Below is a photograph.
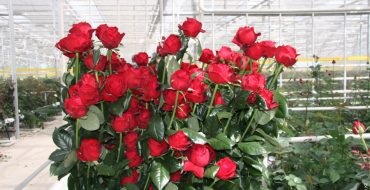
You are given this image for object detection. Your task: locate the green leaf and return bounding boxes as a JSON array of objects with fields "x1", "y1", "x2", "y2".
[
  {"x1": 208, "y1": 133, "x2": 233, "y2": 150},
  {"x1": 93, "y1": 49, "x2": 101, "y2": 65},
  {"x1": 255, "y1": 128, "x2": 281, "y2": 148},
  {"x1": 187, "y1": 116, "x2": 200, "y2": 131},
  {"x1": 150, "y1": 161, "x2": 170, "y2": 190},
  {"x1": 107, "y1": 96, "x2": 127, "y2": 116},
  {"x1": 52, "y1": 128, "x2": 72, "y2": 150},
  {"x1": 181, "y1": 128, "x2": 207, "y2": 144},
  {"x1": 148, "y1": 114, "x2": 165, "y2": 141},
  {"x1": 164, "y1": 182, "x2": 178, "y2": 190},
  {"x1": 167, "y1": 56, "x2": 180, "y2": 85},
  {"x1": 96, "y1": 164, "x2": 115, "y2": 176},
  {"x1": 230, "y1": 90, "x2": 250, "y2": 110},
  {"x1": 254, "y1": 109, "x2": 276, "y2": 125},
  {"x1": 49, "y1": 149, "x2": 68, "y2": 162},
  {"x1": 88, "y1": 105, "x2": 104, "y2": 124},
  {"x1": 238, "y1": 142, "x2": 267, "y2": 155},
  {"x1": 216, "y1": 112, "x2": 232, "y2": 120},
  {"x1": 274, "y1": 91, "x2": 288, "y2": 118},
  {"x1": 204, "y1": 165, "x2": 219, "y2": 179},
  {"x1": 157, "y1": 58, "x2": 167, "y2": 85},
  {"x1": 125, "y1": 183, "x2": 140, "y2": 190},
  {"x1": 196, "y1": 38, "x2": 202, "y2": 59},
  {"x1": 62, "y1": 72, "x2": 74, "y2": 87},
  {"x1": 341, "y1": 182, "x2": 360, "y2": 190},
  {"x1": 51, "y1": 151, "x2": 77, "y2": 176},
  {"x1": 204, "y1": 187, "x2": 214, "y2": 190},
  {"x1": 79, "y1": 111, "x2": 100, "y2": 131},
  {"x1": 329, "y1": 169, "x2": 340, "y2": 183}
]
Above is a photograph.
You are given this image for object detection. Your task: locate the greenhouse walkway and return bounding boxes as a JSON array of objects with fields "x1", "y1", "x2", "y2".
[{"x1": 0, "y1": 115, "x2": 64, "y2": 190}]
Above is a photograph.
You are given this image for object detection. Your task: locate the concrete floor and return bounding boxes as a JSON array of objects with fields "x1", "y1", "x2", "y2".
[{"x1": 0, "y1": 115, "x2": 65, "y2": 190}]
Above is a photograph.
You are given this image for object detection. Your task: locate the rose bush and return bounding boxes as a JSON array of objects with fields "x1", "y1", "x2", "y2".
[{"x1": 50, "y1": 18, "x2": 297, "y2": 190}]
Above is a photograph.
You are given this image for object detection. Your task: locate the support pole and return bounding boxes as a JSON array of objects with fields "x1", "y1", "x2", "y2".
[{"x1": 8, "y1": 0, "x2": 20, "y2": 139}]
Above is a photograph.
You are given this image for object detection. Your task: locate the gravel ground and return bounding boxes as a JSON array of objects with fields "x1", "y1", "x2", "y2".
[{"x1": 0, "y1": 115, "x2": 65, "y2": 190}]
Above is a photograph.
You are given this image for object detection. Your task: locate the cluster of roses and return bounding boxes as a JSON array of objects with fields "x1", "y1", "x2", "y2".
[{"x1": 55, "y1": 16, "x2": 299, "y2": 189}]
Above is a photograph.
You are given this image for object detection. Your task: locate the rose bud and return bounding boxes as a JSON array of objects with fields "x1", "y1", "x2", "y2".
[
  {"x1": 168, "y1": 130, "x2": 192, "y2": 151},
  {"x1": 112, "y1": 111, "x2": 137, "y2": 133},
  {"x1": 247, "y1": 92, "x2": 257, "y2": 105},
  {"x1": 69, "y1": 22, "x2": 95, "y2": 38},
  {"x1": 215, "y1": 157, "x2": 237, "y2": 180},
  {"x1": 136, "y1": 109, "x2": 151, "y2": 129},
  {"x1": 258, "y1": 88, "x2": 279, "y2": 110},
  {"x1": 353, "y1": 120, "x2": 366, "y2": 135},
  {"x1": 157, "y1": 34, "x2": 182, "y2": 56},
  {"x1": 260, "y1": 40, "x2": 276, "y2": 58},
  {"x1": 170, "y1": 70, "x2": 191, "y2": 91},
  {"x1": 123, "y1": 131, "x2": 139, "y2": 150},
  {"x1": 55, "y1": 33, "x2": 92, "y2": 58},
  {"x1": 245, "y1": 43, "x2": 263, "y2": 60},
  {"x1": 163, "y1": 89, "x2": 185, "y2": 106},
  {"x1": 77, "y1": 138, "x2": 101, "y2": 162},
  {"x1": 178, "y1": 18, "x2": 205, "y2": 38},
  {"x1": 96, "y1": 24, "x2": 125, "y2": 49},
  {"x1": 187, "y1": 144, "x2": 211, "y2": 167},
  {"x1": 217, "y1": 46, "x2": 233, "y2": 62},
  {"x1": 121, "y1": 170, "x2": 139, "y2": 187},
  {"x1": 176, "y1": 103, "x2": 192, "y2": 119},
  {"x1": 77, "y1": 73, "x2": 101, "y2": 106},
  {"x1": 207, "y1": 63, "x2": 235, "y2": 84},
  {"x1": 104, "y1": 143, "x2": 116, "y2": 150},
  {"x1": 83, "y1": 53, "x2": 107, "y2": 72},
  {"x1": 148, "y1": 138, "x2": 169, "y2": 157},
  {"x1": 64, "y1": 96, "x2": 88, "y2": 118},
  {"x1": 275, "y1": 45, "x2": 299, "y2": 67},
  {"x1": 232, "y1": 26, "x2": 260, "y2": 48},
  {"x1": 213, "y1": 92, "x2": 225, "y2": 106},
  {"x1": 241, "y1": 72, "x2": 266, "y2": 92},
  {"x1": 133, "y1": 52, "x2": 149, "y2": 66},
  {"x1": 102, "y1": 74, "x2": 127, "y2": 102},
  {"x1": 199, "y1": 48, "x2": 215, "y2": 63},
  {"x1": 183, "y1": 161, "x2": 204, "y2": 178},
  {"x1": 170, "y1": 170, "x2": 182, "y2": 182}
]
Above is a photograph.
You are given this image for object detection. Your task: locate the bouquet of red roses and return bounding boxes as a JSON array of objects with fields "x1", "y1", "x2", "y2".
[{"x1": 50, "y1": 18, "x2": 298, "y2": 190}]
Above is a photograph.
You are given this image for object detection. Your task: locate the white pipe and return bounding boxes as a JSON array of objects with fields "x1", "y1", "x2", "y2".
[
  {"x1": 283, "y1": 134, "x2": 370, "y2": 143},
  {"x1": 289, "y1": 105, "x2": 370, "y2": 111}
]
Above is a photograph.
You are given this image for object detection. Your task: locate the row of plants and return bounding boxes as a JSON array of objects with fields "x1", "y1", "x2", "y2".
[{"x1": 0, "y1": 77, "x2": 61, "y2": 129}]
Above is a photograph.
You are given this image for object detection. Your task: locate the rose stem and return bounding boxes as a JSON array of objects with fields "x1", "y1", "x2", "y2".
[
  {"x1": 116, "y1": 133, "x2": 123, "y2": 163},
  {"x1": 75, "y1": 52, "x2": 79, "y2": 81},
  {"x1": 258, "y1": 57, "x2": 267, "y2": 73},
  {"x1": 223, "y1": 111, "x2": 233, "y2": 134},
  {"x1": 86, "y1": 164, "x2": 91, "y2": 189},
  {"x1": 206, "y1": 84, "x2": 219, "y2": 117},
  {"x1": 268, "y1": 64, "x2": 283, "y2": 90},
  {"x1": 168, "y1": 91, "x2": 180, "y2": 130},
  {"x1": 94, "y1": 71, "x2": 99, "y2": 83},
  {"x1": 108, "y1": 49, "x2": 113, "y2": 74},
  {"x1": 240, "y1": 109, "x2": 256, "y2": 141}
]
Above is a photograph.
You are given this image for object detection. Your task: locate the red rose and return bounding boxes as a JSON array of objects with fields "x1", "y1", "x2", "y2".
[
  {"x1": 136, "y1": 109, "x2": 151, "y2": 129},
  {"x1": 121, "y1": 170, "x2": 139, "y2": 187},
  {"x1": 133, "y1": 52, "x2": 149, "y2": 66},
  {"x1": 187, "y1": 144, "x2": 211, "y2": 167},
  {"x1": 83, "y1": 53, "x2": 107, "y2": 72},
  {"x1": 245, "y1": 43, "x2": 263, "y2": 60},
  {"x1": 140, "y1": 77, "x2": 161, "y2": 101},
  {"x1": 96, "y1": 24, "x2": 125, "y2": 49},
  {"x1": 168, "y1": 130, "x2": 192, "y2": 151},
  {"x1": 176, "y1": 103, "x2": 192, "y2": 119},
  {"x1": 180, "y1": 62, "x2": 202, "y2": 74},
  {"x1": 183, "y1": 161, "x2": 204, "y2": 178},
  {"x1": 171, "y1": 70, "x2": 191, "y2": 91},
  {"x1": 275, "y1": 45, "x2": 298, "y2": 67},
  {"x1": 77, "y1": 73, "x2": 101, "y2": 106},
  {"x1": 217, "y1": 46, "x2": 233, "y2": 61},
  {"x1": 112, "y1": 112, "x2": 136, "y2": 133},
  {"x1": 157, "y1": 34, "x2": 182, "y2": 56},
  {"x1": 55, "y1": 33, "x2": 92, "y2": 58},
  {"x1": 123, "y1": 131, "x2": 139, "y2": 150},
  {"x1": 258, "y1": 88, "x2": 279, "y2": 110},
  {"x1": 69, "y1": 22, "x2": 94, "y2": 38},
  {"x1": 207, "y1": 63, "x2": 235, "y2": 84},
  {"x1": 125, "y1": 149, "x2": 143, "y2": 168},
  {"x1": 241, "y1": 72, "x2": 266, "y2": 92},
  {"x1": 102, "y1": 74, "x2": 127, "y2": 102},
  {"x1": 205, "y1": 144, "x2": 216, "y2": 163},
  {"x1": 104, "y1": 143, "x2": 116, "y2": 150},
  {"x1": 64, "y1": 96, "x2": 88, "y2": 118},
  {"x1": 186, "y1": 78, "x2": 207, "y2": 103},
  {"x1": 353, "y1": 120, "x2": 366, "y2": 134},
  {"x1": 163, "y1": 89, "x2": 185, "y2": 106},
  {"x1": 178, "y1": 18, "x2": 205, "y2": 37},
  {"x1": 199, "y1": 48, "x2": 215, "y2": 63},
  {"x1": 107, "y1": 52, "x2": 126, "y2": 72},
  {"x1": 148, "y1": 138, "x2": 169, "y2": 157},
  {"x1": 232, "y1": 26, "x2": 260, "y2": 48},
  {"x1": 213, "y1": 92, "x2": 225, "y2": 106},
  {"x1": 215, "y1": 157, "x2": 237, "y2": 180},
  {"x1": 260, "y1": 40, "x2": 276, "y2": 58},
  {"x1": 170, "y1": 171, "x2": 182, "y2": 182},
  {"x1": 77, "y1": 138, "x2": 101, "y2": 162},
  {"x1": 247, "y1": 92, "x2": 257, "y2": 105}
]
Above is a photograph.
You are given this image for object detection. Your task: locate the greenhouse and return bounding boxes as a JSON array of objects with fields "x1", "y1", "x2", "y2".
[{"x1": 0, "y1": 0, "x2": 369, "y2": 189}]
